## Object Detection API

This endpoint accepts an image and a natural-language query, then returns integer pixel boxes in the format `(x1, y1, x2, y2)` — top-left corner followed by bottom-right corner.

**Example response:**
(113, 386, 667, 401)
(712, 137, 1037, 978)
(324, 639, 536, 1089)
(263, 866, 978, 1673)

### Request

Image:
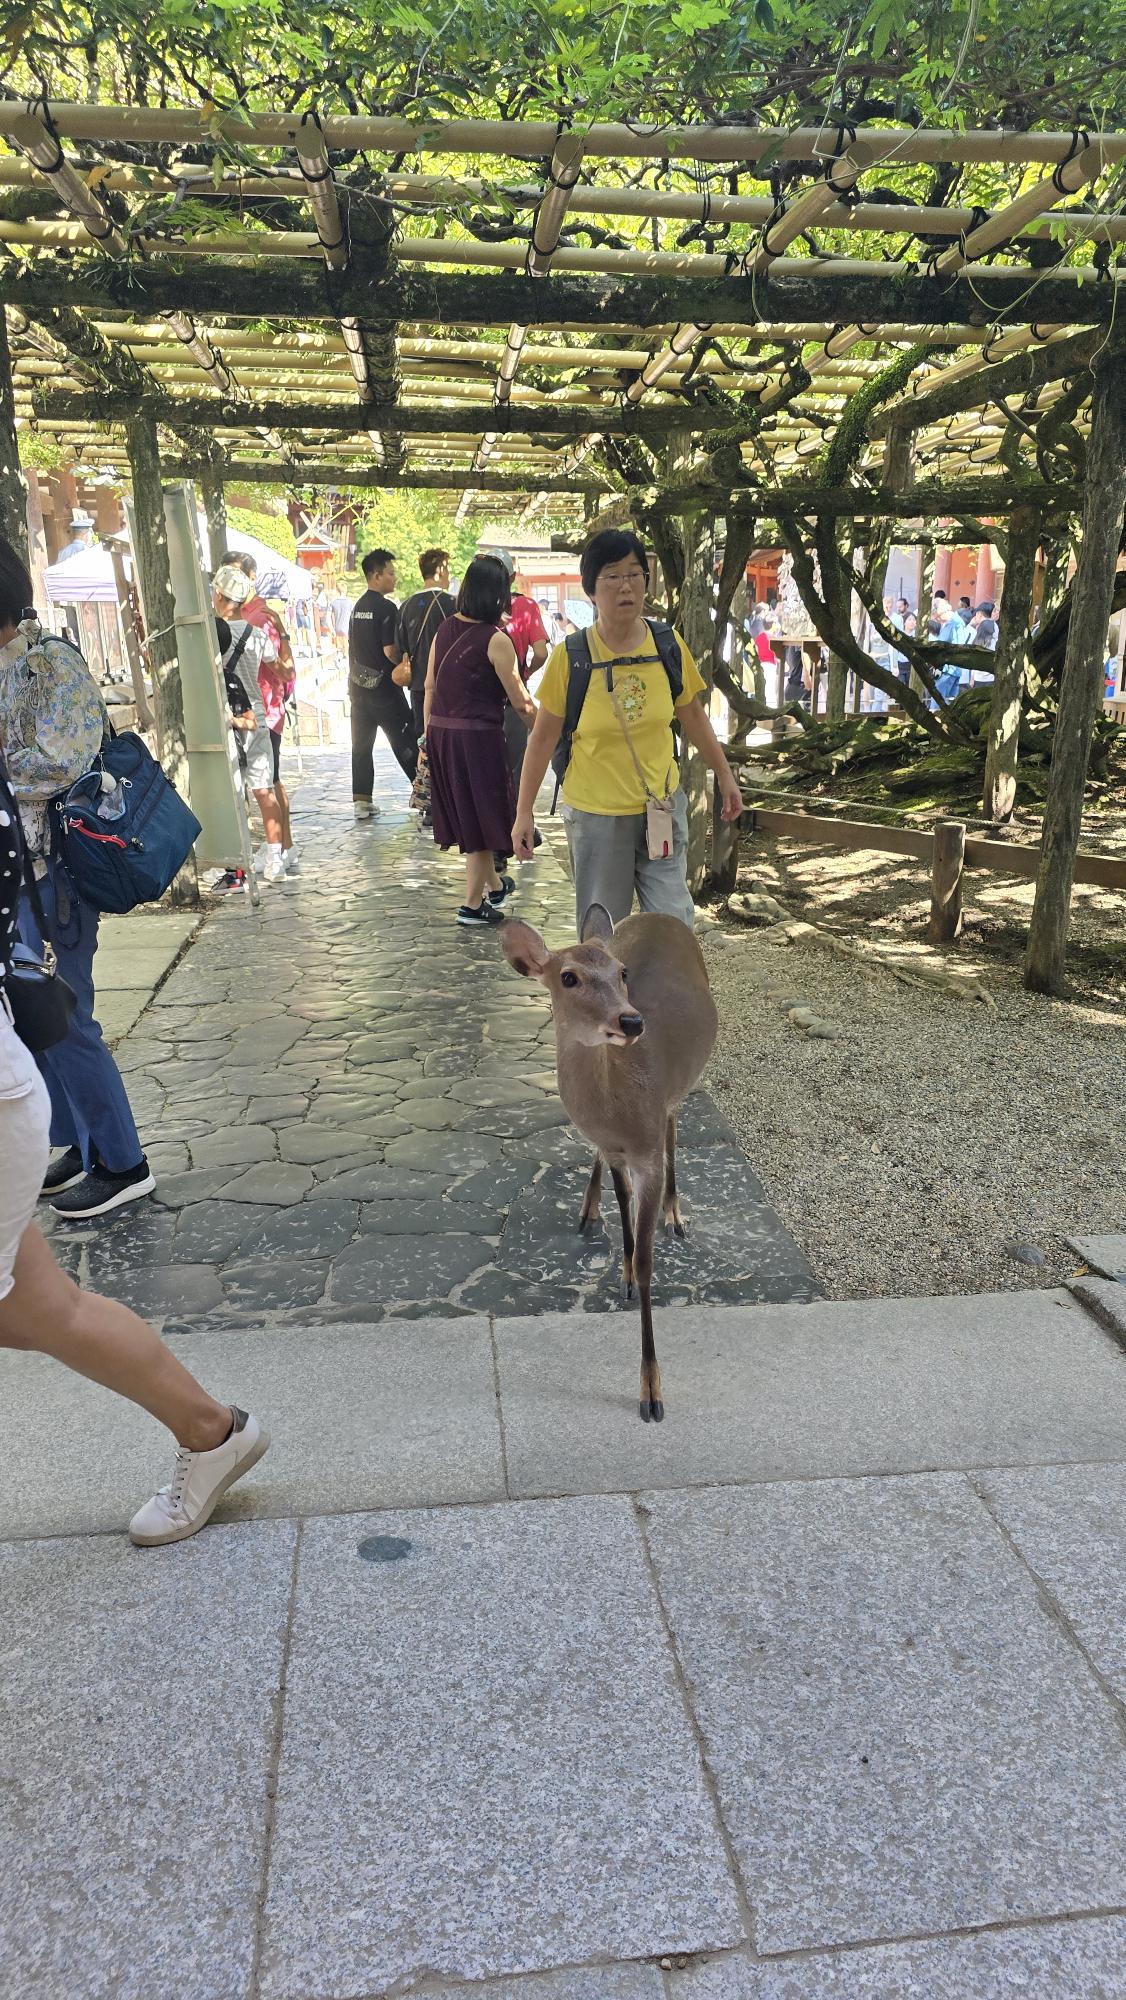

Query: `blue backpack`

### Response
(52, 730, 202, 916)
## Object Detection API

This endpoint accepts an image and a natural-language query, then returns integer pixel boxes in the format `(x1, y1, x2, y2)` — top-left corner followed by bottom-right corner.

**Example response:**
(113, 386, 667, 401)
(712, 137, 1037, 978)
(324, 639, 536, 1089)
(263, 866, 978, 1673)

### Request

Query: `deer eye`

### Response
(561, 970, 580, 989)
(620, 967, 628, 981)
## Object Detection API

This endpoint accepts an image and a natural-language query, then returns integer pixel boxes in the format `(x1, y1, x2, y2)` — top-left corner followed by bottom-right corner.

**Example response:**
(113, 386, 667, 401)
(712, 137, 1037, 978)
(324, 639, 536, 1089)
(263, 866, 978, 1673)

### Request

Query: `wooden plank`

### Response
(745, 805, 1126, 889)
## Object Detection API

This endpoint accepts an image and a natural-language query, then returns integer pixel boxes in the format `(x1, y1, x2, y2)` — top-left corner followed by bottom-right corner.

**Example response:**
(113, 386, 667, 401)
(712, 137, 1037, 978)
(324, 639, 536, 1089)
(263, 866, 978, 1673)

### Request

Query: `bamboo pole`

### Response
(294, 112, 349, 272)
(5, 213, 1120, 292)
(929, 144, 1102, 275)
(2, 103, 1124, 170)
(6, 102, 127, 254)
(5, 149, 1126, 246)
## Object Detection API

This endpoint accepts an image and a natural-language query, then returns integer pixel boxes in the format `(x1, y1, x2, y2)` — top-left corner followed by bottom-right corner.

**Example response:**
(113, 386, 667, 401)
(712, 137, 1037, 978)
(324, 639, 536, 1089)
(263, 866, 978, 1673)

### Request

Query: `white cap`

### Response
(213, 564, 253, 604)
(69, 509, 95, 529)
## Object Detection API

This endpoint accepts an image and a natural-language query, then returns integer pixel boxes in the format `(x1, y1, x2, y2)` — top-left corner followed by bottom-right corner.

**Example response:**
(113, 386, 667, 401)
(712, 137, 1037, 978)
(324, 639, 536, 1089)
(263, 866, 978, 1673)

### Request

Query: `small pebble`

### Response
(1003, 1241, 1047, 1267)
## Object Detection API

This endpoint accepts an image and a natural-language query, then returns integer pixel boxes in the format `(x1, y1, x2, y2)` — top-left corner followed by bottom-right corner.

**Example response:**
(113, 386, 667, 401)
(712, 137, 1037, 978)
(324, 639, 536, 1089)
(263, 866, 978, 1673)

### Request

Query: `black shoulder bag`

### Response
(0, 770, 77, 1055)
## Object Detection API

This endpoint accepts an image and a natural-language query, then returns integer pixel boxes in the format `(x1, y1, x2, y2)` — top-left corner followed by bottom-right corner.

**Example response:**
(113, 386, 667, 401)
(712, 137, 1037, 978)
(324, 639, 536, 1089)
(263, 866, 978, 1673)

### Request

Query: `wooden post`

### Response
(1024, 339, 1126, 995)
(0, 308, 29, 568)
(982, 503, 1038, 823)
(124, 408, 198, 906)
(929, 819, 966, 941)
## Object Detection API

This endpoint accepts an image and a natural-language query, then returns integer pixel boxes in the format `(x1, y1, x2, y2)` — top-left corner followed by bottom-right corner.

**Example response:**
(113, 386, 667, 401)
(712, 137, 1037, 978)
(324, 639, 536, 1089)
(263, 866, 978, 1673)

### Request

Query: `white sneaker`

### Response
(252, 845, 270, 876)
(283, 846, 300, 875)
(353, 799, 381, 821)
(128, 1409, 270, 1546)
(260, 847, 286, 882)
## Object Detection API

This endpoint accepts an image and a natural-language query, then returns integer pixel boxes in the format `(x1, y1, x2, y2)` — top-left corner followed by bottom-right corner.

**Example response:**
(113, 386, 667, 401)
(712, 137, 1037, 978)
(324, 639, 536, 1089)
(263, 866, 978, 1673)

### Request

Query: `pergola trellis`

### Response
(1, 96, 1124, 991)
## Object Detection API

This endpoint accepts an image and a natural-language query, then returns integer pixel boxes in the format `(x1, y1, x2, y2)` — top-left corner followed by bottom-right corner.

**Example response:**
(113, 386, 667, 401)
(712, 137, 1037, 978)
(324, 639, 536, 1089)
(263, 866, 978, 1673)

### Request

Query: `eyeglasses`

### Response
(598, 567, 646, 585)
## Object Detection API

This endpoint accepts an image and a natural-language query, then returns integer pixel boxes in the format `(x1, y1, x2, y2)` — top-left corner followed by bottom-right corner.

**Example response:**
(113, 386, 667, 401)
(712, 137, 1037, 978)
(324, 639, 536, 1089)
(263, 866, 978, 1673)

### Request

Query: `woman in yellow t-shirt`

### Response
(511, 529, 744, 927)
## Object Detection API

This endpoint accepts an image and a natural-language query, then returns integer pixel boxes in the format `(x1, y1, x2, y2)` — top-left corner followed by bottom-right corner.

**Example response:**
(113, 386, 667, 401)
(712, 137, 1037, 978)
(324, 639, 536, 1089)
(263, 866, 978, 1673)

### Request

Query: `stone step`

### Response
(2, 1288, 1124, 1539)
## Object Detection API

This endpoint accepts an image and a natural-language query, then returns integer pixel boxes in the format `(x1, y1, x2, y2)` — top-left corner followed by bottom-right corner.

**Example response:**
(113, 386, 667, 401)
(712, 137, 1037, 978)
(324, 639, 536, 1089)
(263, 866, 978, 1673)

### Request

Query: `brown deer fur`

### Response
(501, 905, 717, 1421)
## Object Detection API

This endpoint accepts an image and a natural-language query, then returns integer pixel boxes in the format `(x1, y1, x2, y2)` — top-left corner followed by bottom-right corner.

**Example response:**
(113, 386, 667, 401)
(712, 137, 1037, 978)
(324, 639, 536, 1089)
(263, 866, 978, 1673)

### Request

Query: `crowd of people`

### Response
(747, 581, 1002, 713)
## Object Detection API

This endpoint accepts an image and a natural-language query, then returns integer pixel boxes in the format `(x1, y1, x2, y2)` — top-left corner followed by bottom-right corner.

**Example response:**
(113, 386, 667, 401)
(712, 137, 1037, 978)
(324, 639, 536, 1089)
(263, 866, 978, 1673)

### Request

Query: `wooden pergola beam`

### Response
(4, 264, 1120, 332)
(162, 458, 1073, 513)
(33, 388, 736, 438)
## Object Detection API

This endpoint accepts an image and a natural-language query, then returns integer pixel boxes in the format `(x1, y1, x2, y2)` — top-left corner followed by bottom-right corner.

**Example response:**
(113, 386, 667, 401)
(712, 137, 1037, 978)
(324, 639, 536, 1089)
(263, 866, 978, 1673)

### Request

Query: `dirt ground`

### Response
(700, 826, 1126, 1302)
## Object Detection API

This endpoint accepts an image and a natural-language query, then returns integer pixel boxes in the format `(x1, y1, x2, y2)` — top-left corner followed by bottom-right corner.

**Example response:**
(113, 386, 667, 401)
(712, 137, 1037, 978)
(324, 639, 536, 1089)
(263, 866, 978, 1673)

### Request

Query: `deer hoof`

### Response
(639, 1396, 665, 1423)
(664, 1220, 686, 1242)
(639, 1398, 651, 1422)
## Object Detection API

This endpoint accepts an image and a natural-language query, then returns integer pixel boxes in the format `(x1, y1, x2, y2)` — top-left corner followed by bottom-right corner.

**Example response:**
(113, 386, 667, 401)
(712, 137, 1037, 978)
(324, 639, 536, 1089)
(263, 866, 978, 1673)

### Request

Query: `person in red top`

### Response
(490, 550, 548, 789)
(225, 553, 299, 873)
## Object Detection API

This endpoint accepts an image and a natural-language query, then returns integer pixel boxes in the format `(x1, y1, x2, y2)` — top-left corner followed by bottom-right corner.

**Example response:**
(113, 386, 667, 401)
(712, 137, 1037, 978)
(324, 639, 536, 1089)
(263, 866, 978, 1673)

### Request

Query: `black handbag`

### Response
(0, 771, 77, 1054)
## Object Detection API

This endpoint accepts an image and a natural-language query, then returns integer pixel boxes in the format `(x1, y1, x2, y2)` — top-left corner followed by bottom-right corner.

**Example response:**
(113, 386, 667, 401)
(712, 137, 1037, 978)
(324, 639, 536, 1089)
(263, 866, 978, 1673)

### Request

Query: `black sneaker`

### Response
(488, 875, 516, 906)
(456, 900, 505, 928)
(51, 1158, 157, 1219)
(209, 869, 246, 896)
(41, 1146, 85, 1197)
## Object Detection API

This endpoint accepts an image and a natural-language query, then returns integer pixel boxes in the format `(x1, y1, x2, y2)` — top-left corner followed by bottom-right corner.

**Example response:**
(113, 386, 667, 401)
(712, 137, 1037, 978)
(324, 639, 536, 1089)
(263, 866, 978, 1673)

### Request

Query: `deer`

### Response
(501, 904, 718, 1423)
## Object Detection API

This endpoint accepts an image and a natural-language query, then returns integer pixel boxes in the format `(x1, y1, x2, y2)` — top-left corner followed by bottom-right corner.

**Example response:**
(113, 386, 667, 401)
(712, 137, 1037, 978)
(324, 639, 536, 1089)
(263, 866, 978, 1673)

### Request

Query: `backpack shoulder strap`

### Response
(644, 617, 684, 699)
(562, 626, 595, 733)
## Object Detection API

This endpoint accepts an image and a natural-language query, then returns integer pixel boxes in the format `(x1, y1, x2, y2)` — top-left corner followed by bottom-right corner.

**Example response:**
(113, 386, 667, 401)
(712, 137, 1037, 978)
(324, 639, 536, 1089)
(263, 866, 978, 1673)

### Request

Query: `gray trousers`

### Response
(561, 789, 695, 931)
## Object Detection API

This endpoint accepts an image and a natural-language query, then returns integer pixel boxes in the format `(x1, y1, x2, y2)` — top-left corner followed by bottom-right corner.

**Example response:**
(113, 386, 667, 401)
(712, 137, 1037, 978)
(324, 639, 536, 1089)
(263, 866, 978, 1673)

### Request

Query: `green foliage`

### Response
(354, 489, 494, 583)
(226, 500, 296, 560)
(5, 0, 1126, 134)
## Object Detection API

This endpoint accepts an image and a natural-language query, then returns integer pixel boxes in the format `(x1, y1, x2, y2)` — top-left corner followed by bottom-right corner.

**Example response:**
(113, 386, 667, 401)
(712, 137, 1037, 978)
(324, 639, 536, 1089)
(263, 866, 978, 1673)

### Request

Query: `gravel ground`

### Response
(700, 834, 1126, 1301)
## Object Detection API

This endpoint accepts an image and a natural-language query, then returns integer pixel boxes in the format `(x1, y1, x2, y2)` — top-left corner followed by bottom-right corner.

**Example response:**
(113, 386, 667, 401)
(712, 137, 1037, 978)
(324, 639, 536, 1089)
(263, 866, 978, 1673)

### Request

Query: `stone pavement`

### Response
(3, 1287, 1126, 1996)
(41, 748, 816, 1324)
(7, 749, 1126, 1998)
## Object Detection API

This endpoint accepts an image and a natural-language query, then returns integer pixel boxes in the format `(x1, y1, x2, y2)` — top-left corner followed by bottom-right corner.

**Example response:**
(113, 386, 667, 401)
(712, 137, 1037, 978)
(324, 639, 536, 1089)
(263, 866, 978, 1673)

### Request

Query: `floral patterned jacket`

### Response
(0, 618, 108, 860)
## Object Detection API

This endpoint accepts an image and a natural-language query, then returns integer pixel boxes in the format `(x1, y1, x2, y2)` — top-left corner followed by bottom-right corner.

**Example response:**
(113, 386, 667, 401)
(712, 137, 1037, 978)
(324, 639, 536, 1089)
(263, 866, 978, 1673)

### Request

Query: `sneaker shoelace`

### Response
(163, 1445, 197, 1517)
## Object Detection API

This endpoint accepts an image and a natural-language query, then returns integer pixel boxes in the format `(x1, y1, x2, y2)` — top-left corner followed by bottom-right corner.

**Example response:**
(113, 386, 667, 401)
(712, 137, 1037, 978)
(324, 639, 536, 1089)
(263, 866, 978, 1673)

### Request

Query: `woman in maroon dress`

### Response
(424, 556, 535, 927)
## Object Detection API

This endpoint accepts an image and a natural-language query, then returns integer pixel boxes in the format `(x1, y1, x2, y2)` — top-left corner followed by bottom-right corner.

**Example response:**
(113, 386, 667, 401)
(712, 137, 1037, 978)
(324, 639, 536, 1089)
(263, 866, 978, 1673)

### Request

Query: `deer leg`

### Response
(609, 1165, 636, 1301)
(662, 1111, 685, 1239)
(578, 1151, 603, 1234)
(632, 1166, 664, 1424)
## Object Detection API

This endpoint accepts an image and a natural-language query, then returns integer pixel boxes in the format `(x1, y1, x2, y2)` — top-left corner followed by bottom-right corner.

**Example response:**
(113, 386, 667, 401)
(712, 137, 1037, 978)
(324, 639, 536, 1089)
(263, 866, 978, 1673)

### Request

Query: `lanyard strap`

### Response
(599, 655, 674, 804)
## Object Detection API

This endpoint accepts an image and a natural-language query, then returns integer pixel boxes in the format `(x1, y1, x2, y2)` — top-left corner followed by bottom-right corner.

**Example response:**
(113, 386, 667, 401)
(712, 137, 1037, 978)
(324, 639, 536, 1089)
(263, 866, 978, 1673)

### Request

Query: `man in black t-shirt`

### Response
(348, 548, 418, 819)
(395, 547, 456, 743)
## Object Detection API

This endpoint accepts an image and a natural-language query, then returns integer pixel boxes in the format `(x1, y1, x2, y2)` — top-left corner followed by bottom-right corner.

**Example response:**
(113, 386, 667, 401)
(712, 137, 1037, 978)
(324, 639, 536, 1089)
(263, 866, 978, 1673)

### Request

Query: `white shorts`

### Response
(242, 724, 275, 794)
(0, 1004, 52, 1304)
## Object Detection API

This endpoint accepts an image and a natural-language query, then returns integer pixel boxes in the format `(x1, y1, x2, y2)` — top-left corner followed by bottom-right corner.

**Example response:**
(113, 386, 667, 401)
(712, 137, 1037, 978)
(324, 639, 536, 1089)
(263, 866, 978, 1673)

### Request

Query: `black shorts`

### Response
(269, 725, 283, 785)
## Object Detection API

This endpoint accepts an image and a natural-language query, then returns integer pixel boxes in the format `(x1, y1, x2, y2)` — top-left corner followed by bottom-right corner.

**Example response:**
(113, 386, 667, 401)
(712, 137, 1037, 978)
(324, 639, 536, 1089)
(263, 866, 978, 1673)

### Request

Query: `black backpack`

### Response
(550, 617, 683, 788)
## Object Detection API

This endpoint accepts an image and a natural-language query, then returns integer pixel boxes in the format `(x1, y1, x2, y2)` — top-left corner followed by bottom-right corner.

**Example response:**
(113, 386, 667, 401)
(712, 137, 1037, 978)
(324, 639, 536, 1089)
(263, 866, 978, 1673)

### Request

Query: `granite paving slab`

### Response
(422, 1971, 664, 2000)
(0, 1521, 293, 2000)
(978, 1463, 1126, 1701)
(257, 1496, 744, 1997)
(644, 1475, 1126, 1952)
(669, 1921, 1126, 1998)
(0, 1319, 503, 1535)
(1066, 1232, 1126, 1280)
(495, 1290, 1126, 1498)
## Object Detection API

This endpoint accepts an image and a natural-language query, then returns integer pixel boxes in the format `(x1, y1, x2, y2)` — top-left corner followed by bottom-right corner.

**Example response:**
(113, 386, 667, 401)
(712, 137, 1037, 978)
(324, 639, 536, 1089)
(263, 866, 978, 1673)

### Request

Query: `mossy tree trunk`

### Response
(982, 503, 1038, 823)
(0, 309, 29, 569)
(1024, 343, 1126, 994)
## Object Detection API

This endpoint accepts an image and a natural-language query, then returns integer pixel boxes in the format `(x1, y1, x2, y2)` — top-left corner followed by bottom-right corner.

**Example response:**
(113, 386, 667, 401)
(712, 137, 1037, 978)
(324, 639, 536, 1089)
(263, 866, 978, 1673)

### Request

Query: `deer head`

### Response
(500, 905, 645, 1049)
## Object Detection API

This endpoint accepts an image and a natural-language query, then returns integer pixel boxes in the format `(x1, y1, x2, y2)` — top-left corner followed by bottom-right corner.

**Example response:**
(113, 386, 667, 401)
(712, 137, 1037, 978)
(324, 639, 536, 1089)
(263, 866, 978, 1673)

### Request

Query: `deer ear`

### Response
(500, 918, 552, 980)
(580, 902, 615, 944)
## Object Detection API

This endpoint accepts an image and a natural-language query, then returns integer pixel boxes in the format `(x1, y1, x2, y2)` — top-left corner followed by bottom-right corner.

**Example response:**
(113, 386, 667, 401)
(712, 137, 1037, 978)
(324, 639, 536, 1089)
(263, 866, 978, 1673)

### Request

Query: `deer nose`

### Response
(618, 1013, 644, 1038)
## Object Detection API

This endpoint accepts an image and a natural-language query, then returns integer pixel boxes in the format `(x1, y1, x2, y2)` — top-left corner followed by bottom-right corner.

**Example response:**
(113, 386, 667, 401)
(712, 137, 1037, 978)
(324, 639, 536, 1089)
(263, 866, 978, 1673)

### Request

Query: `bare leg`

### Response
(0, 1225, 231, 1452)
(465, 851, 497, 907)
(662, 1111, 685, 1238)
(274, 778, 293, 850)
(632, 1166, 664, 1422)
(252, 786, 287, 849)
(578, 1151, 603, 1233)
(609, 1164, 636, 1300)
